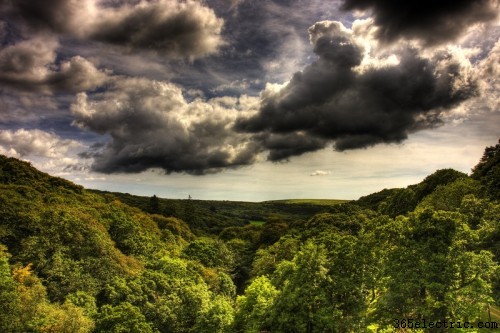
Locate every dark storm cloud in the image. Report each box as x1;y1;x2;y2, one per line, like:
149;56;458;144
89;1;224;59
2;0;224;59
1;0;78;32
258;132;327;161
0;35;109;93
71;78;260;174
47;56;110;92
341;0;499;45
236;21;478;160
0;35;57;91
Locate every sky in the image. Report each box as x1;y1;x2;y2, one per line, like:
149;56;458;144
0;0;498;201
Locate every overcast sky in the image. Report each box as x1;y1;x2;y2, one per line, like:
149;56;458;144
0;0;498;201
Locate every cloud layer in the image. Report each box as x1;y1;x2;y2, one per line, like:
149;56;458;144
235;20;478;161
71;78;260;174
3;0;224;58
0;0;497;178
0;128;82;158
0;35;109;93
341;0;499;45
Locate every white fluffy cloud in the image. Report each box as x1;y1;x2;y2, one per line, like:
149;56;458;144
310;170;330;176
0;129;91;176
0;128;82;158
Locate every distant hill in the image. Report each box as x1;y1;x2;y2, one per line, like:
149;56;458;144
91;190;349;234
0;155;83;194
263;199;350;205
356;168;469;216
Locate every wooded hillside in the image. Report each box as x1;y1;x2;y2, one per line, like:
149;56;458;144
0;140;499;332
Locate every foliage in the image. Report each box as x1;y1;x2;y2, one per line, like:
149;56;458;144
375;209;498;324
233;276;278;333
268;242;336;332
152;215;195;242
472;139;500;200
0;257;94;333
95;302;153;333
411;168;468;201
0;155;83;194
0;143;498;332
353;188;400;211
356;168;469;216
93;190;343;234
378;187;417;217
0;245;22;332
182;238;235;270
193;295;234;333
251;236;300;278
416;177;481;212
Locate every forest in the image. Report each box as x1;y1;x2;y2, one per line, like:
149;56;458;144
0;140;499;332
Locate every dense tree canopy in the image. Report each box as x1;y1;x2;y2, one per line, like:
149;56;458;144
0;141;498;332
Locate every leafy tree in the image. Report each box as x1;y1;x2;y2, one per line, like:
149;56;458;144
259;219;288;245
224;238;257;293
95;302;154;333
411;168;468;201
1;149;499;333
356;188;400;211
268;242;334;333
107;203;163;258
459;194;491;228
144;279;211;333
193;295;234;333
376;209;498;326
102;256;219;333
251;235;300;278
0;245;22;332
477;201;500;303
182;238;234;270
318;233;370;331
266;236;370;332
234;276;278;333
66;291;98;319
0;155;83;194
379;187;417;217
152;215;195;242
150;195;160;213
35;302;95;333
301;212;362;237
416;177;481;212
7;262;95;333
478;201;500;261
358;215;402;312
14;205;141;301
200;269;236;299
472;139;500;200
219;225;262;244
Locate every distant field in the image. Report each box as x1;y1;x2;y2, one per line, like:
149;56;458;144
264;199;350;205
